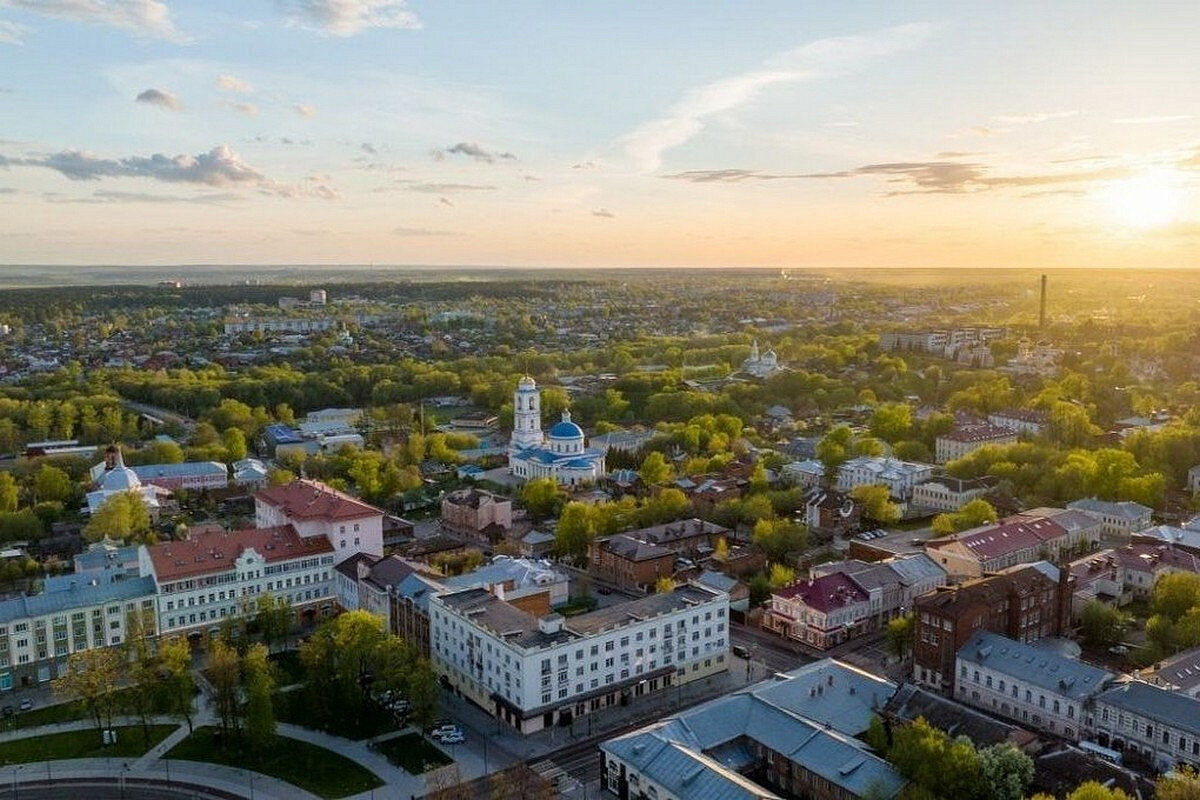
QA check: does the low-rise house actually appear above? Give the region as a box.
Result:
[911,476,998,512]
[395,534,467,565]
[803,488,861,539]
[693,570,750,613]
[444,556,569,617]
[589,427,655,454]
[764,572,871,650]
[601,660,907,800]
[987,409,1049,437]
[782,458,825,488]
[1066,498,1153,540]
[1115,542,1200,598]
[588,535,676,592]
[232,458,270,489]
[836,456,934,501]
[955,631,1113,741]
[935,423,1017,464]
[1147,645,1200,699]
[519,530,556,559]
[440,488,513,544]
[333,554,419,626]
[622,517,728,557]
[913,565,1070,693]
[925,513,1095,579]
[1089,680,1200,772]
[883,682,1038,749]
[255,478,385,566]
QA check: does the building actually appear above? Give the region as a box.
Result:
[85,447,167,517]
[883,683,1037,750]
[694,570,750,613]
[391,571,444,654]
[232,458,270,489]
[782,459,825,489]
[431,582,729,734]
[601,660,906,800]
[440,488,512,543]
[444,556,570,617]
[1066,498,1154,540]
[508,377,606,486]
[955,631,1112,741]
[913,565,1070,693]
[803,489,861,539]
[836,457,934,501]
[129,461,228,492]
[1146,645,1200,699]
[588,535,676,592]
[935,423,1017,464]
[622,518,728,557]
[255,479,384,565]
[924,513,1094,579]
[140,524,337,639]
[911,476,998,512]
[590,427,656,454]
[765,555,946,650]
[0,575,157,689]
[72,539,141,582]
[988,409,1049,437]
[223,316,336,335]
[1089,680,1200,772]
[740,339,784,379]
[333,553,419,626]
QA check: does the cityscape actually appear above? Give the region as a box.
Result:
[2,3,1200,800]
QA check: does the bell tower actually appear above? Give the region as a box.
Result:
[510,375,543,454]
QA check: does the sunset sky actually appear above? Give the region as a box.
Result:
[1,1,1199,268]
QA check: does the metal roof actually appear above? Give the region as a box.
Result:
[1096,680,1200,738]
[0,575,156,623]
[958,631,1112,701]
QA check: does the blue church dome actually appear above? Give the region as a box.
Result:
[548,410,583,439]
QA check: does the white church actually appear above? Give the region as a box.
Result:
[508,376,606,486]
[740,340,782,379]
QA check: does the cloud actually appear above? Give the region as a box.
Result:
[403,181,495,193]
[1113,115,1193,125]
[437,197,453,207]
[431,141,517,164]
[49,189,239,204]
[0,0,185,41]
[993,110,1078,125]
[135,88,180,111]
[280,0,420,37]
[572,161,596,170]
[361,142,377,154]
[621,22,937,172]
[294,103,316,117]
[665,160,1133,195]
[216,74,252,93]
[592,208,615,218]
[222,100,258,116]
[0,19,30,44]
[393,226,461,237]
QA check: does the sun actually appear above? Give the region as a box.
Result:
[1104,168,1184,228]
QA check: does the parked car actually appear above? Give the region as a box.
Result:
[429,724,463,741]
[440,731,465,744]
[732,645,751,659]
[17,699,32,712]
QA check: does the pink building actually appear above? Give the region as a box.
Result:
[763,572,871,650]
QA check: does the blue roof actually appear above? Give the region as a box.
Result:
[1096,680,1200,738]
[548,420,584,439]
[958,631,1113,700]
[132,461,227,479]
[263,424,304,445]
[0,576,156,623]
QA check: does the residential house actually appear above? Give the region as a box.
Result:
[1066,498,1154,540]
[803,488,861,540]
[782,459,825,489]
[836,457,934,502]
[987,409,1049,437]
[924,513,1094,579]
[910,476,998,513]
[955,631,1112,741]
[694,570,750,613]
[1089,681,1200,772]
[444,556,569,617]
[440,488,513,544]
[588,535,676,592]
[255,479,384,565]
[935,423,1017,464]
[601,660,906,800]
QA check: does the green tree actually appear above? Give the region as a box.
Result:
[222,427,248,461]
[1152,572,1200,622]
[850,484,901,524]
[638,451,673,486]
[84,491,152,543]
[208,637,243,737]
[267,467,296,486]
[870,404,914,443]
[1079,601,1129,649]
[53,648,122,746]
[0,472,17,513]
[886,614,914,660]
[978,743,1034,800]
[816,425,853,475]
[159,636,195,733]
[1156,766,1200,800]
[768,563,795,589]
[931,499,997,536]
[520,477,561,521]
[243,643,277,750]
[655,576,675,594]
[33,464,73,504]
[554,502,595,560]
[752,518,808,563]
[255,593,291,653]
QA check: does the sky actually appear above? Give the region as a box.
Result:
[1,1,1200,269]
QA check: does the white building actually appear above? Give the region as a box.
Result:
[836,456,934,501]
[988,409,1049,437]
[1067,498,1154,540]
[955,631,1112,741]
[141,524,337,639]
[740,340,783,379]
[1088,681,1200,772]
[911,476,998,512]
[85,447,168,517]
[783,459,825,489]
[430,582,729,734]
[508,376,605,486]
[255,479,384,565]
[935,424,1017,464]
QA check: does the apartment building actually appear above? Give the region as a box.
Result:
[141,524,336,639]
[602,660,906,800]
[256,479,383,565]
[1089,681,1200,772]
[0,575,157,689]
[913,564,1069,692]
[955,631,1112,741]
[130,462,229,492]
[1066,498,1154,540]
[431,582,729,734]
[440,488,513,542]
[987,409,1049,437]
[911,476,998,512]
[935,424,1017,464]
[836,456,934,501]
[587,534,676,592]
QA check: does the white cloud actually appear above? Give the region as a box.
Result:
[0,18,30,44]
[216,74,252,93]
[222,100,258,116]
[0,0,186,42]
[135,87,180,111]
[294,103,317,117]
[1113,115,1193,125]
[993,110,1078,125]
[281,0,421,37]
[621,22,938,172]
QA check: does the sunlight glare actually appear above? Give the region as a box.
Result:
[1105,168,1183,228]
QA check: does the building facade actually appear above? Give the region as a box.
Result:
[1066,498,1154,540]
[836,457,934,501]
[935,424,1018,464]
[508,377,605,486]
[1089,681,1200,772]
[255,479,384,565]
[588,535,676,592]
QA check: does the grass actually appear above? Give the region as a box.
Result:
[273,688,398,740]
[3,686,154,731]
[166,726,383,799]
[376,732,451,774]
[0,724,176,766]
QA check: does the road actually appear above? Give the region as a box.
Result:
[0,777,241,799]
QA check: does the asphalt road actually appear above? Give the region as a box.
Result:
[0,777,242,799]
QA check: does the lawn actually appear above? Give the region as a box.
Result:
[166,726,383,799]
[273,688,398,740]
[0,725,176,766]
[376,732,451,774]
[3,685,168,731]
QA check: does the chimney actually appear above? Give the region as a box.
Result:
[1039,274,1047,329]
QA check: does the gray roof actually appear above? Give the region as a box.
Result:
[0,575,156,623]
[1151,646,1200,690]
[1096,680,1200,738]
[1066,498,1153,521]
[884,683,1025,746]
[602,660,905,800]
[695,570,738,594]
[886,553,946,586]
[393,572,445,613]
[598,534,674,562]
[958,631,1112,701]
[132,461,227,479]
[445,557,565,592]
[566,584,724,636]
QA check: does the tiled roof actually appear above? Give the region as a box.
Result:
[147,524,332,582]
[256,479,381,521]
[775,572,868,613]
[947,516,1066,559]
[939,423,1016,443]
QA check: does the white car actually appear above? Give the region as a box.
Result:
[430,724,462,740]
[440,731,465,745]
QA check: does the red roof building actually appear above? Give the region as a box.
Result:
[255,479,384,565]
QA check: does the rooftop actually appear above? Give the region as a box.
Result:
[1151,645,1200,691]
[147,524,332,582]
[256,479,381,521]
[596,534,675,562]
[132,461,227,479]
[958,631,1112,700]
[939,423,1017,443]
[626,518,728,545]
[774,572,869,613]
[932,515,1067,560]
[1097,680,1200,738]
[1066,497,1153,521]
[0,575,156,623]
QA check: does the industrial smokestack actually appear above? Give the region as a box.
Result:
[1039,274,1047,329]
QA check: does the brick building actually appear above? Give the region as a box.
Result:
[588,535,676,592]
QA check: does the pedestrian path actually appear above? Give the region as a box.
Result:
[130,722,189,771]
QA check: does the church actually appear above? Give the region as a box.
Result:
[508,376,606,486]
[740,339,782,379]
